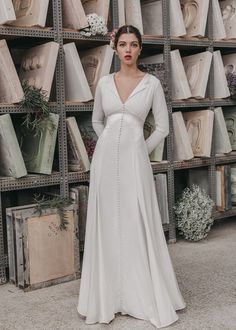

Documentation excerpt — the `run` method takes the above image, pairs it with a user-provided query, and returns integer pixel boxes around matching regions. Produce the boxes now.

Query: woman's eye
[132,43,138,47]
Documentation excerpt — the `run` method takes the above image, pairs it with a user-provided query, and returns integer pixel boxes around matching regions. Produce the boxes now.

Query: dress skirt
[77,111,186,328]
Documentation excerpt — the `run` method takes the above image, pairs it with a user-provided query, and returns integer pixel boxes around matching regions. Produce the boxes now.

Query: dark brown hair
[114,25,142,49]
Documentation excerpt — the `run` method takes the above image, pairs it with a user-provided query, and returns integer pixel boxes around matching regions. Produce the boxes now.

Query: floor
[0,217,235,330]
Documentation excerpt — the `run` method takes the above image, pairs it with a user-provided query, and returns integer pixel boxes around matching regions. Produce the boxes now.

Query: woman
[77,24,186,328]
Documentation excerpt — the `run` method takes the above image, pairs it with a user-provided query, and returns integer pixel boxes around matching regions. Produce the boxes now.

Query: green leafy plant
[19,81,55,135]
[173,184,215,241]
[33,194,73,231]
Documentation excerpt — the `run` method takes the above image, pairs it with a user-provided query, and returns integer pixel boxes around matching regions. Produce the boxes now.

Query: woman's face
[115,33,141,66]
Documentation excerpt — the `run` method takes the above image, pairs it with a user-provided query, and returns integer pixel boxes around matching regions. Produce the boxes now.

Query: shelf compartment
[170,36,210,47]
[171,99,212,108]
[62,31,110,42]
[65,102,93,112]
[0,172,61,192]
[214,207,236,220]
[142,35,165,45]
[0,103,58,114]
[68,171,90,183]
[173,158,212,170]
[151,161,169,173]
[0,26,54,38]
[214,40,236,48]
[215,152,236,164]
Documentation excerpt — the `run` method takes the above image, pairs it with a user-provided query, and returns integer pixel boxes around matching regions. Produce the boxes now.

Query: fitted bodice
[92,72,169,155]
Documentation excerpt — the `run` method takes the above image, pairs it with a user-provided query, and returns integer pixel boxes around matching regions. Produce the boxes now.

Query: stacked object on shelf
[6,203,80,291]
[16,114,59,175]
[0,114,27,178]
[180,0,210,37]
[213,107,232,155]
[141,0,186,37]
[224,107,236,150]
[70,184,89,251]
[125,0,143,34]
[66,116,90,172]
[62,0,88,30]
[0,39,24,104]
[212,0,227,39]
[0,0,16,25]
[19,41,59,101]
[139,50,192,100]
[220,0,236,39]
[182,51,212,99]
[182,110,214,157]
[172,111,194,161]
[63,42,93,102]
[10,0,50,27]
[230,163,236,205]
[80,45,114,97]
[82,0,110,24]
[213,51,230,99]
[215,165,232,211]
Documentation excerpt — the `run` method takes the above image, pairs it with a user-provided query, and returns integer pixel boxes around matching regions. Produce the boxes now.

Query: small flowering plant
[226,72,236,99]
[79,13,108,37]
[173,184,215,241]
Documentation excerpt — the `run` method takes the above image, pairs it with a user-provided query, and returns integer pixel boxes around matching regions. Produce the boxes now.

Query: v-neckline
[112,72,147,105]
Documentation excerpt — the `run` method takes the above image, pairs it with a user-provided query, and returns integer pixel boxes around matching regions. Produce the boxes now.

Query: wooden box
[6,204,80,291]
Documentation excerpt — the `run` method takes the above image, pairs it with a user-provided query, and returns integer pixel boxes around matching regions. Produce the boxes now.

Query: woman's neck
[117,65,141,77]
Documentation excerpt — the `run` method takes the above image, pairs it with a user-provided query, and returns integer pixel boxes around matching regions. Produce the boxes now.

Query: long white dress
[77,72,186,328]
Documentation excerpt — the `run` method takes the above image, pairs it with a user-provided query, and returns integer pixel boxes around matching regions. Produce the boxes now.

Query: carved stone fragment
[220,0,236,38]
[80,45,114,97]
[223,107,236,150]
[19,41,59,100]
[213,107,232,154]
[63,43,93,102]
[212,0,226,39]
[16,113,59,175]
[62,0,88,30]
[182,51,212,99]
[172,111,194,161]
[10,0,50,27]
[141,0,186,37]
[213,51,230,99]
[180,0,210,37]
[182,110,214,157]
[125,0,143,34]
[0,39,24,104]
[139,50,191,100]
[81,0,110,24]
[0,0,16,25]
[0,114,27,178]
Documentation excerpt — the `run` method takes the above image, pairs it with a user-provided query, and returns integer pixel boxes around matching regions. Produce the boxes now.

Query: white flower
[78,13,108,37]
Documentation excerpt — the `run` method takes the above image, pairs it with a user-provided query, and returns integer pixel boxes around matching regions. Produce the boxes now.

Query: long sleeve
[92,79,105,137]
[145,79,169,155]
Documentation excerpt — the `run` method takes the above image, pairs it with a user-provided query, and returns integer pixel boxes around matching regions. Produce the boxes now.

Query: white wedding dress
[77,73,186,328]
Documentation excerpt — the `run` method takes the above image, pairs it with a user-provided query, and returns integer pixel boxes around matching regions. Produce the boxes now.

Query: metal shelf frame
[0,0,236,283]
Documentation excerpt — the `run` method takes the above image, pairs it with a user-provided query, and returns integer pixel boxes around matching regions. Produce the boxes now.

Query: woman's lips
[124,55,132,59]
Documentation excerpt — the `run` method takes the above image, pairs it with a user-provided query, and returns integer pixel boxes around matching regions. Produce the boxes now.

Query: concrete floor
[0,218,235,330]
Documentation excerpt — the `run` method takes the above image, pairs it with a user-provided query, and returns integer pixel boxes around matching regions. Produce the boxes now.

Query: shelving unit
[1,0,236,285]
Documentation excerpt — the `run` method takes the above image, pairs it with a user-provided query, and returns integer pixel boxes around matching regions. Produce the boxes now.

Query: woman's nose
[125,45,131,52]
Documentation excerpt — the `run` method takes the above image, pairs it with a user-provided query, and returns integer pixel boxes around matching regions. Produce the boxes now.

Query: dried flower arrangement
[173,184,215,241]
[79,13,108,37]
[226,72,236,99]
